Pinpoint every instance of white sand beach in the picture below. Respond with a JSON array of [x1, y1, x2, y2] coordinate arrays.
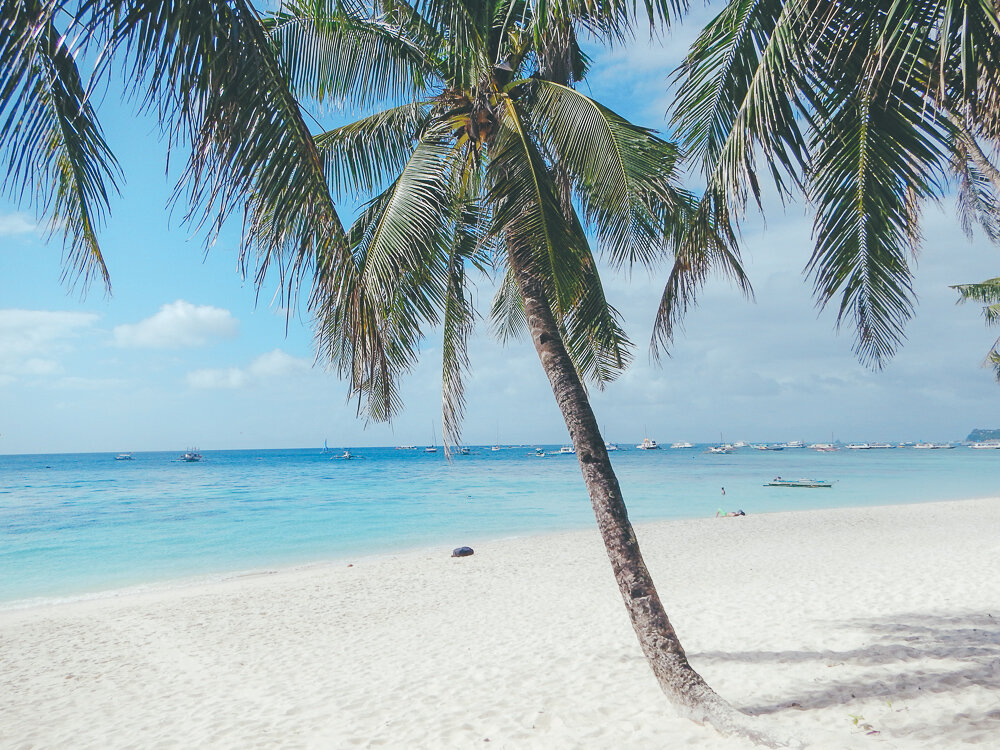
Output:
[[1, 497, 998, 748]]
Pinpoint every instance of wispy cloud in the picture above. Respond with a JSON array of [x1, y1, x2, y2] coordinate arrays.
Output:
[[0, 212, 36, 236], [113, 300, 238, 349], [0, 309, 99, 378], [186, 349, 311, 389]]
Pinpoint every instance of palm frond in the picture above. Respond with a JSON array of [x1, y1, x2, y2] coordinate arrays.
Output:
[[651, 186, 751, 358], [952, 277, 1000, 306], [440, 201, 485, 453], [107, 0, 348, 302], [314, 132, 459, 423], [0, 0, 121, 292], [489, 96, 632, 384], [314, 103, 429, 199], [406, 0, 491, 89], [526, 79, 681, 269], [951, 134, 1000, 244], [266, 0, 438, 109], [490, 266, 527, 343], [952, 276, 1000, 381], [806, 67, 947, 365], [670, 0, 809, 207]]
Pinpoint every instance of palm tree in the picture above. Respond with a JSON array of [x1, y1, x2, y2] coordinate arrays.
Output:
[[952, 278, 1000, 378], [1, 0, 766, 739], [272, 0, 768, 737], [667, 0, 1000, 366]]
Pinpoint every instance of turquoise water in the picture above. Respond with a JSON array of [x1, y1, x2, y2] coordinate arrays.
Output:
[[2, 445, 999, 605]]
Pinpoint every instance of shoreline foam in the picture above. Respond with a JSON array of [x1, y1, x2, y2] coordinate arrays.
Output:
[[2, 498, 998, 748]]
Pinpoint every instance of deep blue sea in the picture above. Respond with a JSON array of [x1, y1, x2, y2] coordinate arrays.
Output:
[[2, 444, 999, 607]]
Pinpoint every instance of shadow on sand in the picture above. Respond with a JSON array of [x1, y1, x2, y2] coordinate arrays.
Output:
[[690, 611, 1000, 741]]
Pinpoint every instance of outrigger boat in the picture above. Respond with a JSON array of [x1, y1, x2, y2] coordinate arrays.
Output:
[[765, 477, 833, 488]]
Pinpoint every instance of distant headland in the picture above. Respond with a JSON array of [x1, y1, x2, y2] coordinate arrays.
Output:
[[967, 428, 1000, 441]]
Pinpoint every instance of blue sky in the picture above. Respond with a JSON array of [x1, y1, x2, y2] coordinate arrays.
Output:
[[2, 6, 1000, 454]]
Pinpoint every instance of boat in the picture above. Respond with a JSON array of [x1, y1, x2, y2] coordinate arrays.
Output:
[[459, 447, 471, 455], [636, 438, 659, 450], [765, 477, 834, 488], [914, 442, 955, 449], [114, 453, 133, 460], [809, 443, 838, 452], [869, 442, 895, 449], [180, 450, 202, 462], [605, 442, 619, 451], [335, 450, 355, 460], [970, 441, 1000, 449], [670, 441, 694, 449], [396, 445, 416, 450], [320, 439, 330, 455], [846, 443, 871, 450], [425, 423, 438, 453], [752, 443, 784, 451], [556, 446, 575, 455], [532, 447, 546, 457], [707, 445, 733, 454], [780, 440, 805, 449]]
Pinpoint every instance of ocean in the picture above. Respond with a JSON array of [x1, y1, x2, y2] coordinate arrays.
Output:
[[2, 444, 998, 607]]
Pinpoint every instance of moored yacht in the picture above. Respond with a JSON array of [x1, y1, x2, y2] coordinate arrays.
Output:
[[636, 437, 659, 450]]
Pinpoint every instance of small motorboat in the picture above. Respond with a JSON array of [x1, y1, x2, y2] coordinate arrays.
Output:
[[180, 450, 202, 462], [765, 477, 833, 488], [114, 453, 133, 461]]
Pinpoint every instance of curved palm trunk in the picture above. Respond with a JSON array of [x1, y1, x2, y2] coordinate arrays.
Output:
[[510, 259, 778, 744]]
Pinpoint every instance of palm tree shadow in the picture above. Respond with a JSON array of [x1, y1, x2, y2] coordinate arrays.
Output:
[[689, 612, 1000, 715]]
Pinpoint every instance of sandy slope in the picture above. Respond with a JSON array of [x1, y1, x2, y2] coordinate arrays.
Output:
[[1, 497, 998, 748]]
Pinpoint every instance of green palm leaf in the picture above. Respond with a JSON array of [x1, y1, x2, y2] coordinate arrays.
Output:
[[490, 96, 632, 384], [952, 277, 1000, 379], [266, 0, 437, 109], [102, 0, 346, 297], [651, 186, 751, 358], [315, 131, 459, 422], [0, 0, 121, 291], [526, 79, 682, 269], [314, 103, 430, 199], [670, 0, 809, 206]]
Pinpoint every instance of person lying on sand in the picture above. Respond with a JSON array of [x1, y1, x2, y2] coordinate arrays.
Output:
[[716, 509, 746, 517]]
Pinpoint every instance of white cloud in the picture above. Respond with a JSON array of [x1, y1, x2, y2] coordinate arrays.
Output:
[[0, 310, 99, 379], [0, 310, 98, 361], [247, 349, 312, 378], [186, 367, 248, 389], [113, 300, 238, 349], [0, 212, 36, 236], [186, 349, 311, 389]]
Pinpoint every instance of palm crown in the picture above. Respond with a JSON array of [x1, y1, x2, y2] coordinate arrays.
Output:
[[270, 0, 741, 446]]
